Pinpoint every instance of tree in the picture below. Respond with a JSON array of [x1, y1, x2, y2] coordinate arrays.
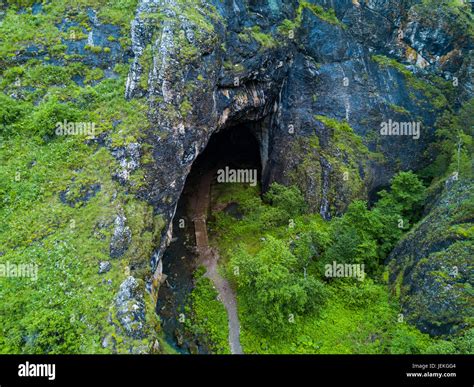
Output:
[[263, 183, 307, 218], [377, 171, 426, 222], [229, 236, 327, 335], [322, 201, 380, 274]]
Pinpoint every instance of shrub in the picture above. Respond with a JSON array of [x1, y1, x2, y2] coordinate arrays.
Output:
[[229, 236, 327, 335], [264, 183, 307, 218], [19, 96, 80, 138], [0, 94, 30, 133]]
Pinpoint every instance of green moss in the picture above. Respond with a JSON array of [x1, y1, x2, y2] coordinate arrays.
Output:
[[277, 18, 299, 38], [185, 267, 230, 354], [372, 54, 449, 111], [389, 103, 410, 115], [138, 44, 153, 91], [372, 54, 412, 77], [277, 2, 345, 39], [179, 98, 193, 119], [223, 61, 244, 73], [300, 2, 345, 28], [85, 45, 103, 54], [241, 26, 277, 50], [84, 68, 104, 84], [0, 0, 137, 63]]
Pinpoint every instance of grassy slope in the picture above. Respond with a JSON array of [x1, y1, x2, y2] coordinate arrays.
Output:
[[0, 2, 166, 353]]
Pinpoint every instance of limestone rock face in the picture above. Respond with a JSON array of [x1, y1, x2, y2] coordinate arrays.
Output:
[[115, 276, 147, 340], [388, 180, 474, 336], [110, 213, 132, 258], [123, 0, 472, 276]]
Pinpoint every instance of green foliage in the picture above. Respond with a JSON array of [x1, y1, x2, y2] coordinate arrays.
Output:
[[0, 1, 137, 62], [229, 236, 327, 335], [206, 174, 461, 353], [263, 183, 307, 218], [323, 201, 380, 273], [0, 1, 163, 353], [240, 26, 277, 50], [277, 19, 298, 37], [377, 171, 426, 222], [322, 171, 426, 273], [299, 2, 345, 28], [277, 1, 345, 40], [185, 267, 230, 354], [372, 55, 412, 77], [423, 98, 474, 181], [179, 98, 193, 119], [19, 96, 81, 138], [0, 94, 30, 131]]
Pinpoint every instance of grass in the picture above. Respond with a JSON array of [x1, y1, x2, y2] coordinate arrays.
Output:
[[207, 183, 463, 354], [184, 267, 230, 354], [0, 1, 165, 353]]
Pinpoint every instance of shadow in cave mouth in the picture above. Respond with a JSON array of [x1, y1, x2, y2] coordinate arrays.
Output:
[[155, 124, 262, 353]]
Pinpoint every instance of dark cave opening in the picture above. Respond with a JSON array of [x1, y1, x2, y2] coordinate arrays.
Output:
[[155, 123, 262, 353], [192, 124, 263, 181]]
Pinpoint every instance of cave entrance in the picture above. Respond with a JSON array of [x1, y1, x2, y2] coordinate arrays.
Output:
[[156, 123, 262, 353], [192, 124, 262, 182]]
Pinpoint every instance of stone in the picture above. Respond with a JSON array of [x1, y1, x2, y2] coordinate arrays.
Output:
[[115, 276, 147, 339], [388, 180, 474, 336], [110, 213, 132, 258], [98, 261, 111, 274]]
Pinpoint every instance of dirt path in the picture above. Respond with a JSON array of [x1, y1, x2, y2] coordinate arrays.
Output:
[[189, 170, 243, 354]]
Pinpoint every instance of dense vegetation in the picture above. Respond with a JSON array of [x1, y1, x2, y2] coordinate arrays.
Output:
[[0, 1, 165, 353], [203, 167, 472, 353], [0, 0, 472, 355]]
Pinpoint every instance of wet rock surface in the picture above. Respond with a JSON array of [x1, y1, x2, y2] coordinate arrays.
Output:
[[110, 213, 132, 258], [388, 180, 474, 336], [124, 0, 472, 275], [115, 276, 147, 340]]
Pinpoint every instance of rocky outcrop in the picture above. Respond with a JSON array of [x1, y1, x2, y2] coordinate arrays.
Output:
[[115, 276, 147, 340], [110, 212, 132, 258], [388, 179, 474, 337], [122, 0, 473, 289]]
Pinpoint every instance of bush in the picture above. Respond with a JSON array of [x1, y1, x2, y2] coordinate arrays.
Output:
[[264, 183, 307, 218], [389, 324, 430, 354], [230, 236, 327, 335], [378, 171, 426, 220], [0, 93, 30, 133], [19, 96, 80, 138], [322, 201, 380, 273]]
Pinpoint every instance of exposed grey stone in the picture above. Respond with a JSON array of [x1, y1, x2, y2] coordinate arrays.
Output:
[[98, 261, 111, 274], [111, 142, 141, 185], [110, 213, 132, 258], [115, 276, 147, 339]]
